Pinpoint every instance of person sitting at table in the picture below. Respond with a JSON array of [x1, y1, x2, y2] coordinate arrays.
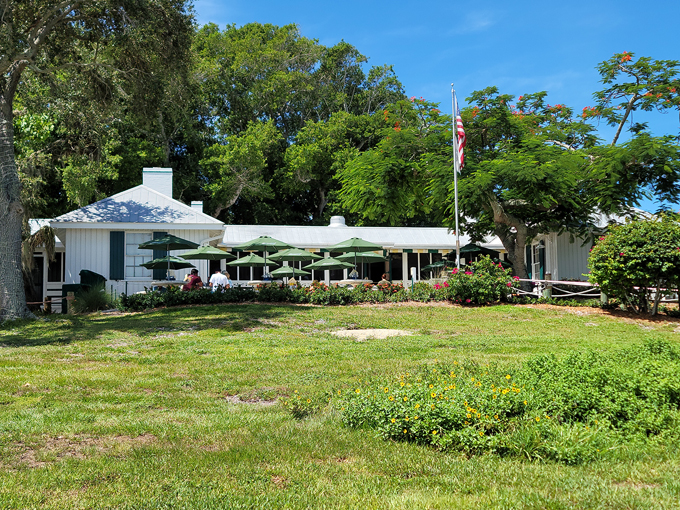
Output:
[[222, 271, 233, 289], [182, 268, 203, 291], [208, 268, 228, 292], [379, 273, 390, 285]]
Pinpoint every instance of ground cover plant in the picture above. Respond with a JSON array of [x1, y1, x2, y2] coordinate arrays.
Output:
[[339, 339, 680, 465], [2, 304, 680, 508]]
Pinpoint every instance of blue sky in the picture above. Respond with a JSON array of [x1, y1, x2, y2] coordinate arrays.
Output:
[[193, 0, 679, 211]]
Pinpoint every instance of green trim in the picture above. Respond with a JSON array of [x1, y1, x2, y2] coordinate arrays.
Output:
[[109, 231, 125, 280], [402, 249, 413, 253], [428, 249, 439, 254]]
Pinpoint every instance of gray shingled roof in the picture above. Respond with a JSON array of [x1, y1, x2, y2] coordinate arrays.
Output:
[[52, 185, 223, 226]]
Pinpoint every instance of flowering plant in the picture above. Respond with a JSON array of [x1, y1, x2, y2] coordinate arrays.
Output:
[[446, 257, 518, 305]]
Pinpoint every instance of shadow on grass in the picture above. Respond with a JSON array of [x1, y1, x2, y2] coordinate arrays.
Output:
[[0, 303, 313, 348]]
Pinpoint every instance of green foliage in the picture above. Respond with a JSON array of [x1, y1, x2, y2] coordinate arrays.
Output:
[[339, 339, 680, 464], [337, 98, 452, 226], [444, 257, 519, 305], [200, 121, 282, 216], [72, 284, 112, 314], [280, 391, 326, 420], [588, 216, 680, 314], [593, 52, 680, 144], [119, 286, 257, 312]]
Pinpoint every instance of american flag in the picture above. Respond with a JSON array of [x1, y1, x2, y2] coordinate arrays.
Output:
[[454, 94, 466, 171]]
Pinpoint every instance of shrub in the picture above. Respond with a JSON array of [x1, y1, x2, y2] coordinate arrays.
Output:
[[119, 285, 257, 311], [338, 340, 680, 464], [588, 215, 680, 314], [72, 283, 112, 313], [446, 257, 519, 305]]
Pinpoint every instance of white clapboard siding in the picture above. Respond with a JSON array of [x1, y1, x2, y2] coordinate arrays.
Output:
[[61, 228, 218, 298], [556, 233, 592, 281]]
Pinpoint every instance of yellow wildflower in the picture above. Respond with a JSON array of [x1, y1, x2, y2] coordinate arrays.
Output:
[[355, 389, 361, 394]]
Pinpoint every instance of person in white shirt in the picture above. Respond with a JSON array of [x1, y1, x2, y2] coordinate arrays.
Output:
[[208, 269, 229, 292]]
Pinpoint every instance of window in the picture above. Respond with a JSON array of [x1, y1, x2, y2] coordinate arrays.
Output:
[[47, 252, 65, 282], [125, 233, 153, 278]]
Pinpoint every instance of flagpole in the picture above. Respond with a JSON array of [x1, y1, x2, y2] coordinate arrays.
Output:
[[451, 84, 461, 270]]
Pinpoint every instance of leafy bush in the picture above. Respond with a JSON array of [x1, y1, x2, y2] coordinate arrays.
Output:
[[72, 283, 112, 313], [588, 215, 680, 314], [446, 257, 519, 305], [119, 286, 257, 311], [338, 339, 680, 464]]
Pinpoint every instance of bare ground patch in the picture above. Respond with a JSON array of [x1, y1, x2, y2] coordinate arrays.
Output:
[[332, 329, 413, 341], [224, 395, 278, 406], [9, 434, 156, 468]]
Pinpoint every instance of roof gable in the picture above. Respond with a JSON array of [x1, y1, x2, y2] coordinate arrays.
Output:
[[52, 185, 222, 225]]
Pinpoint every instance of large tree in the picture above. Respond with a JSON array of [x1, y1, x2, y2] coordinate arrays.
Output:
[[337, 53, 680, 278], [0, 1, 194, 320], [193, 23, 404, 224]]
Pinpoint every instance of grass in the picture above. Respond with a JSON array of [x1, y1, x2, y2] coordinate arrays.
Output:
[[1, 303, 680, 508]]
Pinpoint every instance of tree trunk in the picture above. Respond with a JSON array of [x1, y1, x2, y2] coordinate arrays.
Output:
[[0, 99, 33, 320]]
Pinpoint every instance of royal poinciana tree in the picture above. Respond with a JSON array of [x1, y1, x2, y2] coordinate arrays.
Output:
[[335, 53, 680, 279], [457, 52, 680, 279], [0, 1, 193, 320]]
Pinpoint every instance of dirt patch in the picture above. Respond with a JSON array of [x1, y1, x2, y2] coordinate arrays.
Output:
[[224, 395, 278, 406], [11, 434, 156, 468], [332, 329, 413, 341], [613, 481, 661, 490], [271, 475, 288, 489]]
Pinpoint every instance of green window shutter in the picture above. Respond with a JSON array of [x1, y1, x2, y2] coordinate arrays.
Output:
[[525, 245, 532, 279], [110, 231, 125, 280], [539, 242, 546, 280], [152, 231, 168, 280]]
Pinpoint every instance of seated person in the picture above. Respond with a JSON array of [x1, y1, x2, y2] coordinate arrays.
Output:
[[222, 271, 233, 288], [208, 269, 228, 292], [182, 268, 203, 291], [379, 273, 390, 285]]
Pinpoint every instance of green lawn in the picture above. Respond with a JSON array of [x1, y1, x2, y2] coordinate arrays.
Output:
[[1, 303, 679, 509]]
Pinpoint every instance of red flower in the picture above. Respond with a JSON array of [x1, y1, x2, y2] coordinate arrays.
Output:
[[620, 252, 624, 256], [621, 51, 632, 62]]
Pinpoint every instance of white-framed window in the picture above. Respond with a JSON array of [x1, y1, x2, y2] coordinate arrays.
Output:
[[125, 233, 153, 278]]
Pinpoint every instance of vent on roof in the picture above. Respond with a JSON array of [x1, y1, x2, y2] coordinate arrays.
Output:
[[191, 201, 203, 213], [142, 167, 173, 198], [329, 216, 347, 227]]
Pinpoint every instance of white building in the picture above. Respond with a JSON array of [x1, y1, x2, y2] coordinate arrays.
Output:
[[29, 167, 603, 309]]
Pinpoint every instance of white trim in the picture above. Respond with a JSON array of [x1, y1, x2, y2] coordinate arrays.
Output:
[[51, 222, 222, 230]]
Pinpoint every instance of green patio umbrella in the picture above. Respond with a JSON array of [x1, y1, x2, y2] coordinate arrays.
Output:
[[140, 256, 195, 271], [179, 245, 236, 261], [268, 248, 321, 279], [421, 260, 457, 272], [270, 266, 311, 279], [138, 234, 199, 279], [328, 238, 384, 271], [459, 243, 499, 258], [227, 253, 280, 270], [336, 251, 386, 263], [336, 251, 386, 279], [233, 235, 293, 277], [305, 258, 355, 271], [268, 248, 322, 263]]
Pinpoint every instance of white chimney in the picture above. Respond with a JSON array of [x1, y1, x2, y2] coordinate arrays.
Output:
[[329, 216, 347, 227], [142, 167, 173, 198], [191, 201, 203, 213]]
